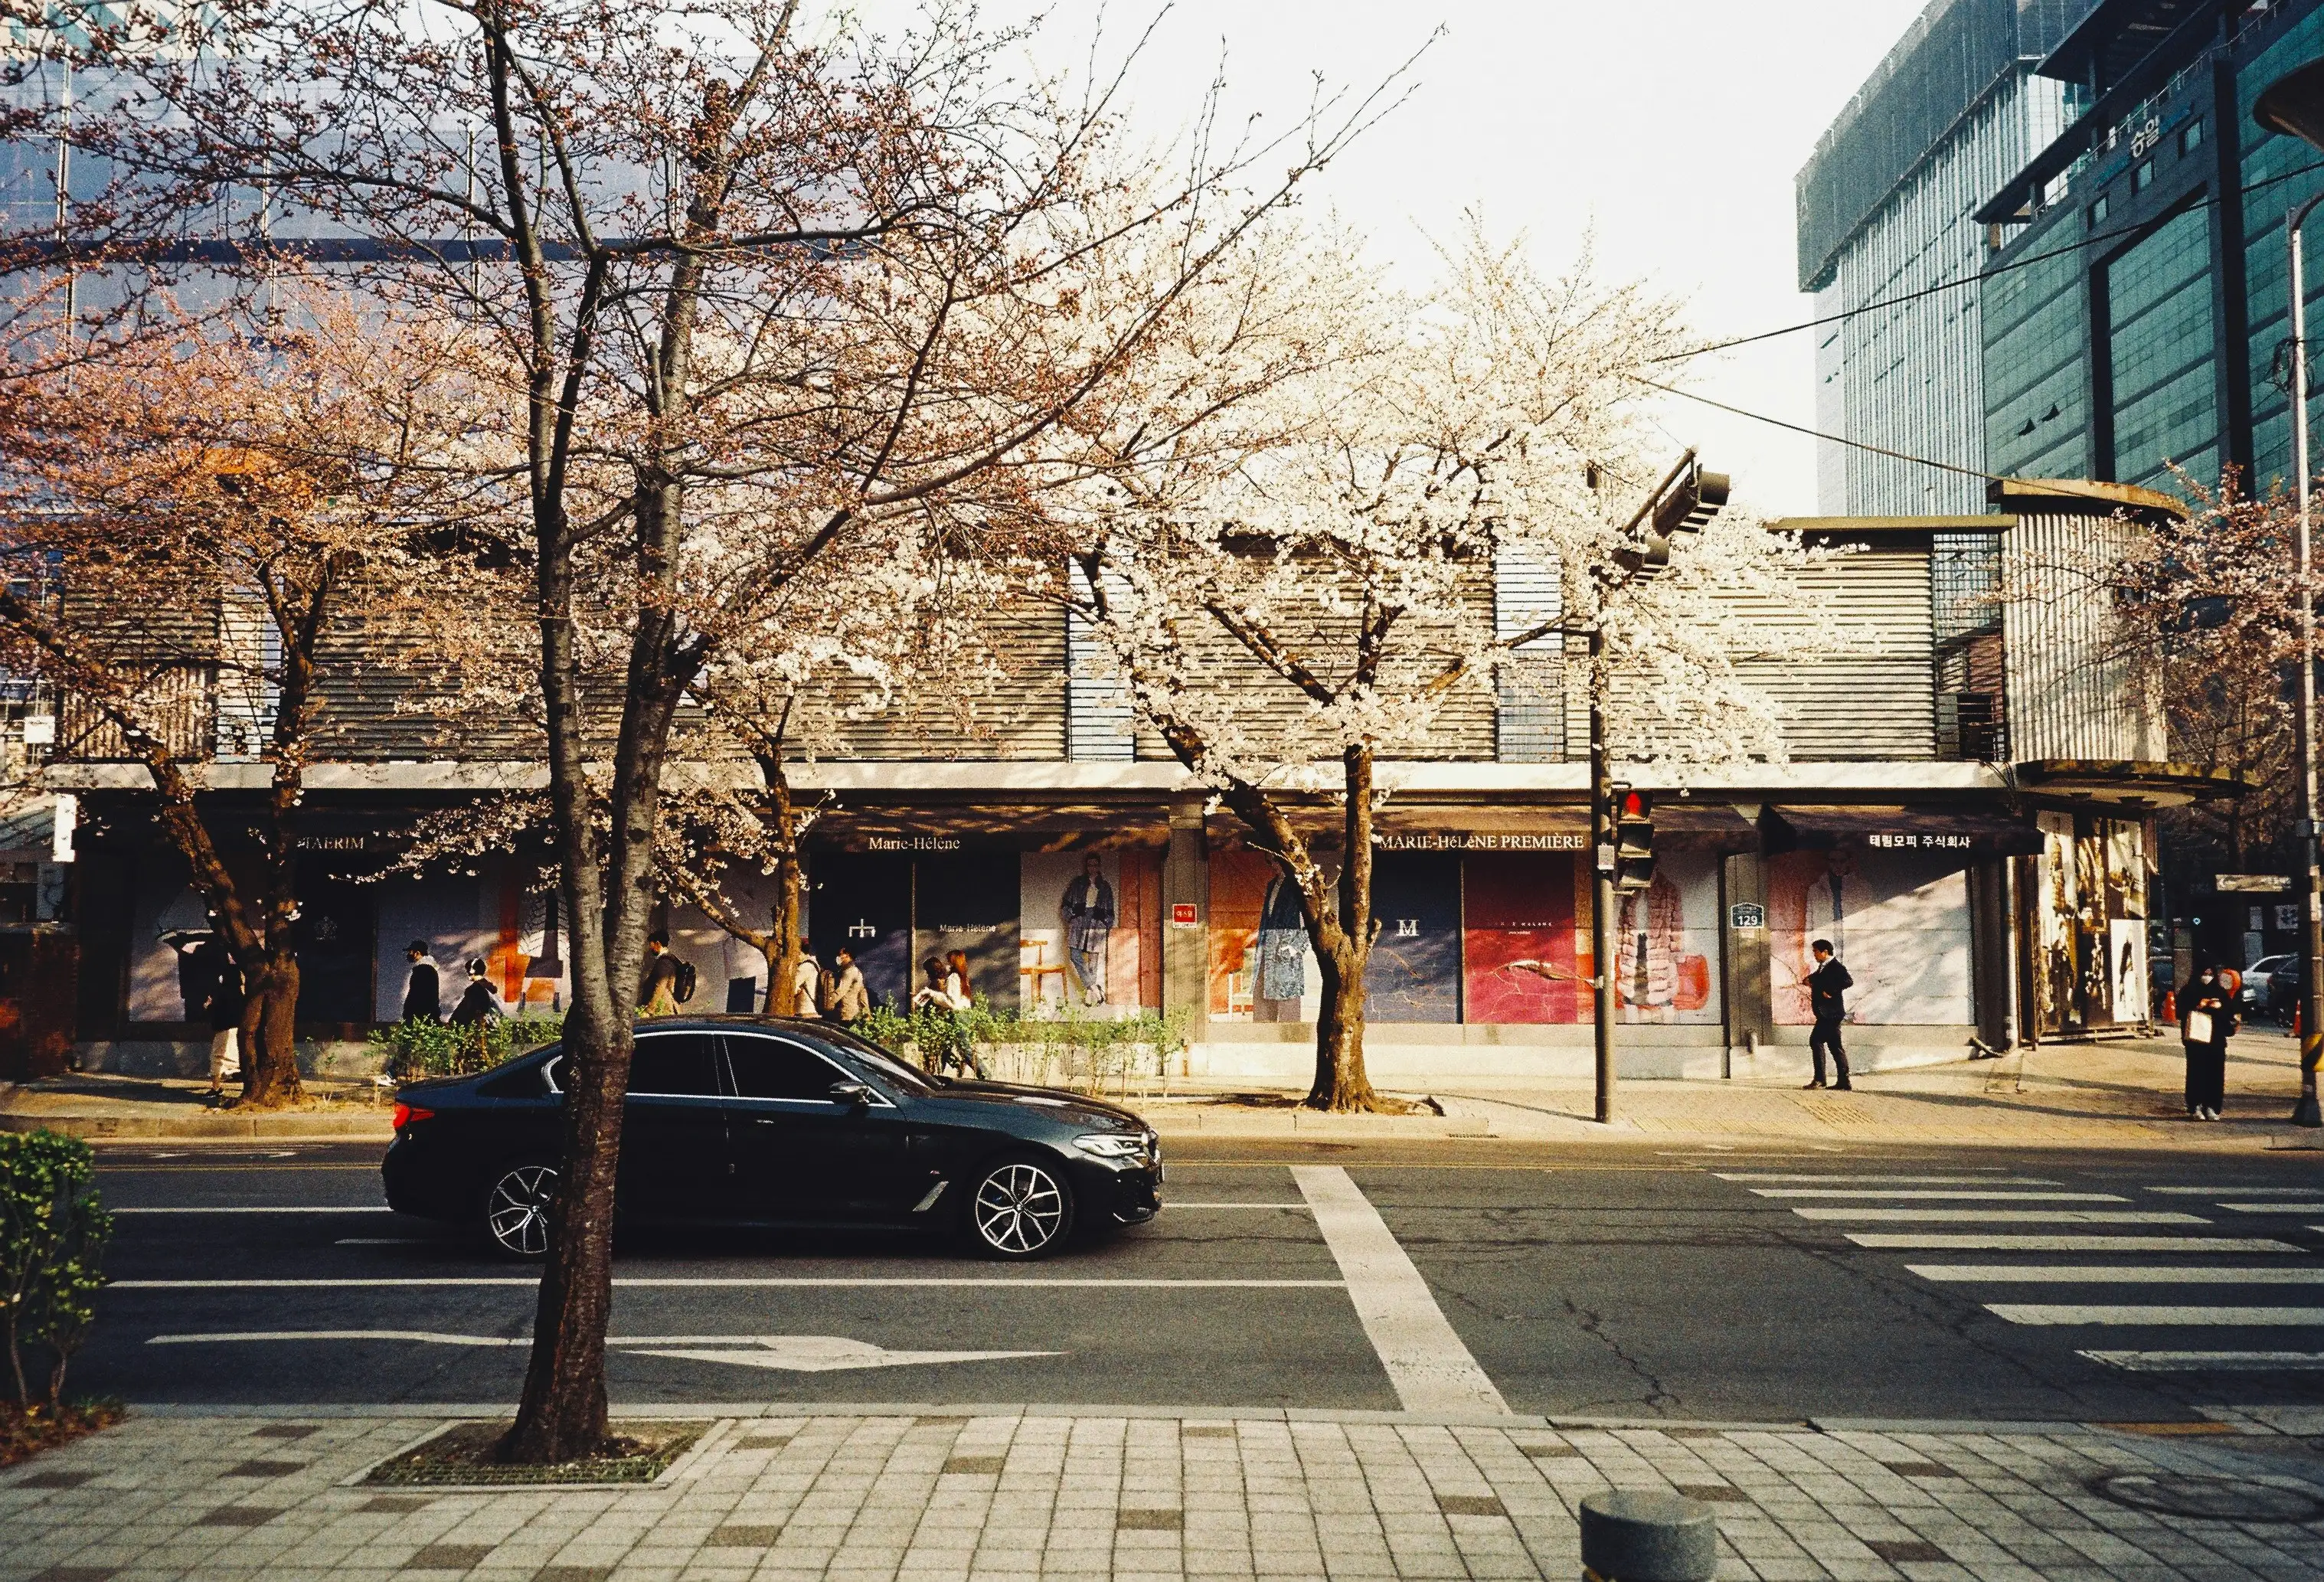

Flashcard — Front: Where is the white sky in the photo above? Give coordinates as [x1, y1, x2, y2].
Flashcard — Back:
[843, 0, 1936, 518]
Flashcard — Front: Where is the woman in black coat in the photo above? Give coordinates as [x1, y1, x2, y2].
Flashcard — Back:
[2180, 966, 2235, 1122]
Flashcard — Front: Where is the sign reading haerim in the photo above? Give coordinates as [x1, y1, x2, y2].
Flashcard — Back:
[1866, 833, 1975, 850]
[1374, 832, 1587, 851]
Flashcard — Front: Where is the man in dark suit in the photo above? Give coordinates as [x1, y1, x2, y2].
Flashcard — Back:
[1803, 938, 1853, 1091]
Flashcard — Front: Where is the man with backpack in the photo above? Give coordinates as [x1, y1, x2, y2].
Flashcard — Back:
[638, 930, 694, 1016]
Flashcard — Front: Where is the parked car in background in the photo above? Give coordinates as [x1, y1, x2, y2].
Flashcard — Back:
[2269, 959, 2307, 1025]
[2242, 954, 2294, 1015]
[381, 1016, 1163, 1260]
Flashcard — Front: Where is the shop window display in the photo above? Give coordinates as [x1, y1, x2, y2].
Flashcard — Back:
[1768, 848, 1973, 1025]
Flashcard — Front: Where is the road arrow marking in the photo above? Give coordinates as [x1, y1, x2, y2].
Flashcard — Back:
[144, 1330, 1061, 1370]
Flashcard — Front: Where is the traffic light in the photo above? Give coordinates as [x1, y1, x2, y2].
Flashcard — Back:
[1613, 453, 1731, 577]
[1613, 788, 1655, 894]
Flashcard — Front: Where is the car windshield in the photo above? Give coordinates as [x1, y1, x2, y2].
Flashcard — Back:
[811, 1025, 939, 1096]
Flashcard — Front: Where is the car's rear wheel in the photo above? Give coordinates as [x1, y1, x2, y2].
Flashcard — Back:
[963, 1152, 1075, 1260]
[483, 1160, 558, 1260]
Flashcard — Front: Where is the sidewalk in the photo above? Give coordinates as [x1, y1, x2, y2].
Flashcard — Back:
[6, 1035, 2321, 1151]
[10, 1404, 2324, 1580]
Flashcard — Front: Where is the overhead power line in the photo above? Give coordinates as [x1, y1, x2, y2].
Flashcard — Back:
[1629, 375, 2004, 485]
[1656, 155, 2324, 364]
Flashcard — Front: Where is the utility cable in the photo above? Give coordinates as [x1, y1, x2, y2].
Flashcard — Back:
[1655, 155, 2324, 364]
[1629, 375, 2006, 484]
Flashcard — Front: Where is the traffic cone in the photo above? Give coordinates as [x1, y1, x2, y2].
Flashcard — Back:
[2161, 989, 2175, 1024]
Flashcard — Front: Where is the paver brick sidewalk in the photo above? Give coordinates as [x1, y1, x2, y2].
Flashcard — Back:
[8, 1407, 2324, 1581]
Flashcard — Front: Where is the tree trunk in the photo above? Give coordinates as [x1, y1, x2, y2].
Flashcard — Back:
[1306, 741, 1381, 1110]
[1308, 933, 1377, 1111]
[768, 849, 802, 1015]
[763, 761, 802, 1015]
[237, 949, 303, 1107]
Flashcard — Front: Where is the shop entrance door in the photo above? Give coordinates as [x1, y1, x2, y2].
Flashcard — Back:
[809, 853, 912, 1013]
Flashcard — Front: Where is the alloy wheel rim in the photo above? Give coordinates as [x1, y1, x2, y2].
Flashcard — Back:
[973, 1162, 1064, 1253]
[488, 1165, 557, 1257]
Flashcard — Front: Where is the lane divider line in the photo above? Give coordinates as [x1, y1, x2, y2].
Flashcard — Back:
[1293, 1165, 1508, 1416]
[1989, 1304, 2324, 1326]
[109, 1276, 1349, 1289]
[1845, 1234, 2302, 1251]
[1907, 1265, 2324, 1284]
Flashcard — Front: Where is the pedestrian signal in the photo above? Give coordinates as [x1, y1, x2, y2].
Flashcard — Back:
[1613, 789, 1655, 894]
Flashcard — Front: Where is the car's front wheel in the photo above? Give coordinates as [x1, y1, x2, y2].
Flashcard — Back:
[963, 1153, 1075, 1260]
[482, 1160, 559, 1260]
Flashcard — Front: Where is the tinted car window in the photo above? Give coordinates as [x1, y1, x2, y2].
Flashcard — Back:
[725, 1035, 849, 1101]
[629, 1033, 723, 1097]
[810, 1025, 937, 1095]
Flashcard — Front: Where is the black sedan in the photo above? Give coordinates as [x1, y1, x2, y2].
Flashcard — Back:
[381, 1017, 1162, 1260]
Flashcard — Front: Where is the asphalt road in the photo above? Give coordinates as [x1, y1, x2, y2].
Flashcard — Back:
[73, 1136, 2324, 1423]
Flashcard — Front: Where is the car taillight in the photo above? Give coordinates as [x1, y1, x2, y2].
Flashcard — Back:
[392, 1103, 433, 1130]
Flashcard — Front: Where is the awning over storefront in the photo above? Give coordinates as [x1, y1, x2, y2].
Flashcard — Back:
[803, 802, 1174, 851]
[1760, 805, 2043, 856]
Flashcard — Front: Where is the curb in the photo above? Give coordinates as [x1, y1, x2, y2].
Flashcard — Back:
[0, 1110, 394, 1140]
[119, 1401, 2198, 1438]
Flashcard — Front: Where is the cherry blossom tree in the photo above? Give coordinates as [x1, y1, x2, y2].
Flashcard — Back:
[0, 293, 487, 1106]
[1053, 230, 1806, 1110]
[15, 0, 1410, 1457]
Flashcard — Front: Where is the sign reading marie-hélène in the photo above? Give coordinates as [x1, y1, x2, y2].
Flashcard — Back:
[867, 835, 963, 852]
[1374, 832, 1587, 851]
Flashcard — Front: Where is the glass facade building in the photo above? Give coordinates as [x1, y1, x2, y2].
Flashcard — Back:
[1797, 0, 2095, 515]
[1979, 0, 2324, 499]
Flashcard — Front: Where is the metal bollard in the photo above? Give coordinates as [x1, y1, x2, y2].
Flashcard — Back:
[1579, 1489, 1718, 1581]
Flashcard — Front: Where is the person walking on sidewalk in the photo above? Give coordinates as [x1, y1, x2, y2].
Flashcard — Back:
[832, 946, 869, 1023]
[202, 944, 245, 1097]
[400, 940, 441, 1024]
[2180, 964, 2235, 1121]
[790, 938, 822, 1018]
[638, 931, 684, 1017]
[1803, 938, 1853, 1091]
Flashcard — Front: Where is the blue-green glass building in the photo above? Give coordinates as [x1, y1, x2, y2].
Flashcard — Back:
[1979, 0, 2324, 498]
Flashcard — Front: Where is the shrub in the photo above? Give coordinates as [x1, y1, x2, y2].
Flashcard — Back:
[0, 1129, 111, 1409]
[369, 1014, 565, 1080]
[851, 998, 1189, 1093]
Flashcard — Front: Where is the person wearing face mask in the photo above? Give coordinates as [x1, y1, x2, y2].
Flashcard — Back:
[2180, 964, 2236, 1123]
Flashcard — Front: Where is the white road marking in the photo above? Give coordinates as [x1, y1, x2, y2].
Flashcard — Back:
[1848, 1234, 2301, 1251]
[1908, 1265, 2324, 1284]
[1717, 1173, 2059, 1185]
[1293, 1165, 1507, 1414]
[2081, 1350, 2324, 1371]
[1751, 1189, 2126, 1201]
[333, 1238, 436, 1246]
[1165, 1202, 1312, 1210]
[1989, 1305, 2324, 1325]
[111, 1205, 394, 1214]
[150, 1330, 527, 1347]
[2217, 1203, 2324, 1214]
[2146, 1186, 2324, 1195]
[1793, 1208, 2205, 1224]
[111, 1276, 1348, 1290]
[146, 1331, 1059, 1371]
[623, 1336, 1059, 1371]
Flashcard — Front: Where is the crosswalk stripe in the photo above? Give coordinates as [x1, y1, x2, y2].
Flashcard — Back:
[1793, 1208, 2205, 1224]
[1750, 1189, 2126, 1201]
[1848, 1234, 2301, 1251]
[1907, 1265, 2324, 1284]
[1989, 1304, 2324, 1325]
[1714, 1173, 2058, 1185]
[2080, 1351, 2324, 1371]
[2217, 1202, 2324, 1213]
[2146, 1186, 2323, 1195]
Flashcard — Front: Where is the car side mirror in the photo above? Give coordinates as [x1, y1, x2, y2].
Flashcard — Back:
[829, 1081, 874, 1108]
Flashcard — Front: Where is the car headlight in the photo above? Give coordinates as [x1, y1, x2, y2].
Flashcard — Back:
[1073, 1133, 1147, 1160]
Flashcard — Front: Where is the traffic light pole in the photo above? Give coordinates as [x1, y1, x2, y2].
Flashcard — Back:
[2290, 197, 2323, 1127]
[1590, 626, 1616, 1124]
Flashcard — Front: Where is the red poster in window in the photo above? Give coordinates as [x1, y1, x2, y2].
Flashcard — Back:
[1463, 852, 1581, 1024]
